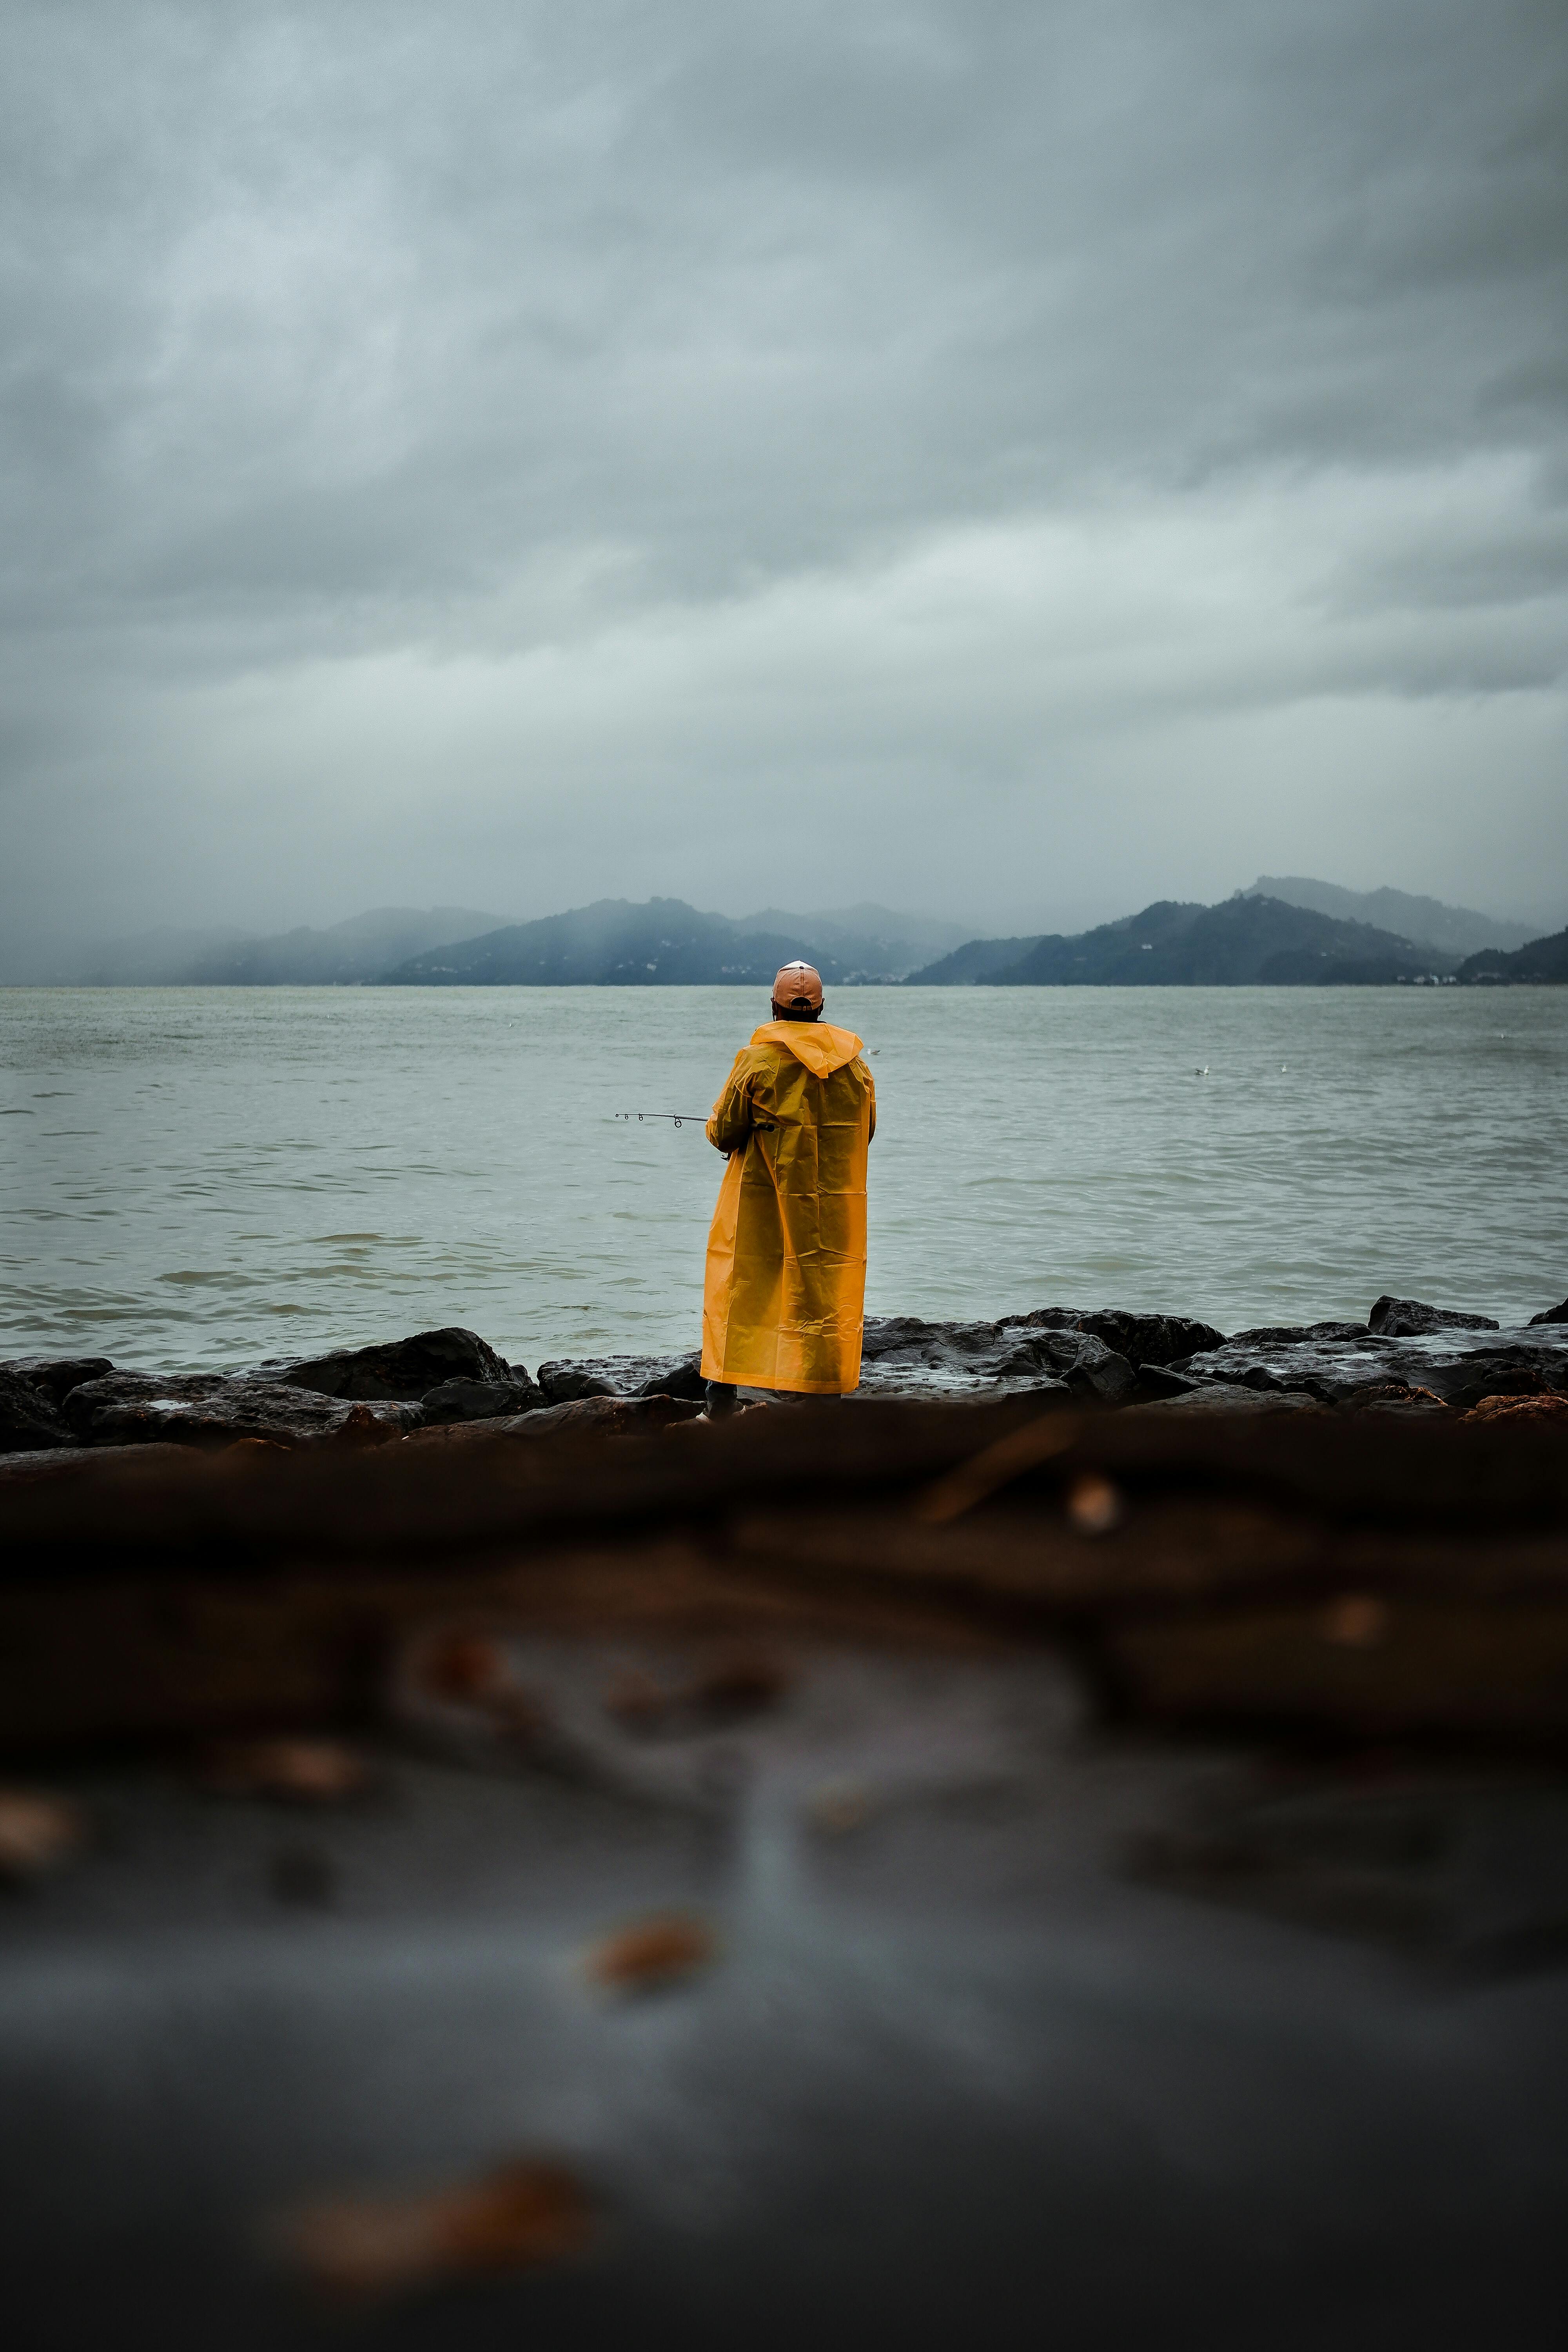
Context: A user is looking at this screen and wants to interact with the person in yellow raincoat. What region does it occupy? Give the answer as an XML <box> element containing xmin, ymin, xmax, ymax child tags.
<box><xmin>701</xmin><ymin>960</ymin><xmax>875</xmax><ymax>1411</ymax></box>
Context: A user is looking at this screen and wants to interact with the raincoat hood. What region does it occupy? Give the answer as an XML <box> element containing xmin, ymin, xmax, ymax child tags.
<box><xmin>750</xmin><ymin>1020</ymin><xmax>864</xmax><ymax>1078</ymax></box>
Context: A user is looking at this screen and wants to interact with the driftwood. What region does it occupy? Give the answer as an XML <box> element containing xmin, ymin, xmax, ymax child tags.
<box><xmin>1</xmin><ymin>1397</ymin><xmax>1566</xmax><ymax>1754</ymax></box>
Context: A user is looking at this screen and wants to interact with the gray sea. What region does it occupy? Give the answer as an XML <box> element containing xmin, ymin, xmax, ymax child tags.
<box><xmin>2</xmin><ymin>985</ymin><xmax>1564</xmax><ymax>1374</ymax></box>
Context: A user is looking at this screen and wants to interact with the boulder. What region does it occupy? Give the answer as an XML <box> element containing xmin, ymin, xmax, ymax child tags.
<box><xmin>1176</xmin><ymin>1326</ymin><xmax>1568</xmax><ymax>1406</ymax></box>
<box><xmin>1445</xmin><ymin>1358</ymin><xmax>1567</xmax><ymax>1412</ymax></box>
<box><xmin>1</xmin><ymin>1356</ymin><xmax>116</xmax><ymax>1406</ymax></box>
<box><xmin>632</xmin><ymin>1352</ymin><xmax>708</xmax><ymax>1402</ymax></box>
<box><xmin>860</xmin><ymin>1314</ymin><xmax>1000</xmax><ymax>1360</ymax></box>
<box><xmin>260</xmin><ymin>1328</ymin><xmax>511</xmax><ymax>1401</ymax></box>
<box><xmin>1529</xmin><ymin>1298</ymin><xmax>1568</xmax><ymax>1327</ymax></box>
<box><xmin>535</xmin><ymin>1361</ymin><xmax>621</xmax><ymax>1404</ymax></box>
<box><xmin>418</xmin><ymin>1372</ymin><xmax>543</xmax><ymax>1426</ymax></box>
<box><xmin>1011</xmin><ymin>1332</ymin><xmax>1138</xmax><ymax>1403</ymax></box>
<box><xmin>405</xmin><ymin>1394</ymin><xmax>706</xmax><ymax>1445</ymax></box>
<box><xmin>1367</xmin><ymin>1296</ymin><xmax>1499</xmax><ymax>1338</ymax></box>
<box><xmin>1229</xmin><ymin>1364</ymin><xmax>1331</xmax><ymax>1397</ymax></box>
<box><xmin>61</xmin><ymin>1374</ymin><xmax>416</xmax><ymax>1450</ymax></box>
<box><xmin>1006</xmin><ymin>1309</ymin><xmax>1227</xmax><ymax>1368</ymax></box>
<box><xmin>535</xmin><ymin>1352</ymin><xmax>706</xmax><ymax>1405</ymax></box>
<box><xmin>858</xmin><ymin>1316</ymin><xmax>1136</xmax><ymax>1402</ymax></box>
<box><xmin>0</xmin><ymin>1368</ymin><xmax>73</xmax><ymax>1453</ymax></box>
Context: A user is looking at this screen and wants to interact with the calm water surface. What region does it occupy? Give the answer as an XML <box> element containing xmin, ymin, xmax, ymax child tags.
<box><xmin>2</xmin><ymin>986</ymin><xmax>1564</xmax><ymax>1372</ymax></box>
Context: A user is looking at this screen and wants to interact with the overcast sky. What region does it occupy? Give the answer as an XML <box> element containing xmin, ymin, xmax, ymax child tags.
<box><xmin>2</xmin><ymin>0</ymin><xmax>1565</xmax><ymax>963</ymax></box>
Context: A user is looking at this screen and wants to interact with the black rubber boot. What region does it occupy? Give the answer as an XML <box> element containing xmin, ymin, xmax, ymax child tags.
<box><xmin>704</xmin><ymin>1381</ymin><xmax>739</xmax><ymax>1418</ymax></box>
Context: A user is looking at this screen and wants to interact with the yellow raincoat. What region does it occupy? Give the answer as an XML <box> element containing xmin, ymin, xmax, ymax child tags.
<box><xmin>701</xmin><ymin>1020</ymin><xmax>876</xmax><ymax>1394</ymax></box>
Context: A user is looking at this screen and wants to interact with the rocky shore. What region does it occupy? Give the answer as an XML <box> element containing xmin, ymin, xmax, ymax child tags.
<box><xmin>3</xmin><ymin>1290</ymin><xmax>1566</xmax><ymax>1468</ymax></box>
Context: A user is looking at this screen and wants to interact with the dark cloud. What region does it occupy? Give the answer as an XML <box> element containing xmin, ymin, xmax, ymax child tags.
<box><xmin>1</xmin><ymin>0</ymin><xmax>1565</xmax><ymax>963</ymax></box>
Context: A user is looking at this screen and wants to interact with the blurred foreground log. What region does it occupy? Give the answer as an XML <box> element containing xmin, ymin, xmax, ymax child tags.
<box><xmin>2</xmin><ymin>1398</ymin><xmax>1566</xmax><ymax>1754</ymax></box>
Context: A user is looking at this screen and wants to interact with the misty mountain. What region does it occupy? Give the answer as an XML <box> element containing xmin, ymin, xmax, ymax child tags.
<box><xmin>181</xmin><ymin>908</ymin><xmax>511</xmax><ymax>984</ymax></box>
<box><xmin>381</xmin><ymin>898</ymin><xmax>948</xmax><ymax>986</ymax></box>
<box><xmin>731</xmin><ymin>904</ymin><xmax>970</xmax><ymax>971</ymax></box>
<box><xmin>56</xmin><ymin>909</ymin><xmax>511</xmax><ymax>986</ymax></box>
<box><xmin>907</xmin><ymin>896</ymin><xmax>1460</xmax><ymax>985</ymax></box>
<box><xmin>1243</xmin><ymin>877</ymin><xmax>1535</xmax><ymax>957</ymax></box>
<box><xmin>898</xmin><ymin>934</ymin><xmax>1047</xmax><ymax>985</ymax></box>
<box><xmin>1456</xmin><ymin>926</ymin><xmax>1568</xmax><ymax>984</ymax></box>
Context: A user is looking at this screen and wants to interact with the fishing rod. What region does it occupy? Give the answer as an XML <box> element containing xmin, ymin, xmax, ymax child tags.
<box><xmin>614</xmin><ymin>1109</ymin><xmax>778</xmax><ymax>1133</ymax></box>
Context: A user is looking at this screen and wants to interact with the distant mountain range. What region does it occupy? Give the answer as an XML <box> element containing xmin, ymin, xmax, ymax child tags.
<box><xmin>906</xmin><ymin>896</ymin><xmax>1568</xmax><ymax>987</ymax></box>
<box><xmin>42</xmin><ymin>900</ymin><xmax>966</xmax><ymax>987</ymax></box>
<box><xmin>1457</xmin><ymin>928</ymin><xmax>1568</xmax><ymax>985</ymax></box>
<box><xmin>1241</xmin><ymin>877</ymin><xmax>1538</xmax><ymax>957</ymax></box>
<box><xmin>383</xmin><ymin>899</ymin><xmax>967</xmax><ymax>986</ymax></box>
<box><xmin>29</xmin><ymin>878</ymin><xmax>1561</xmax><ymax>989</ymax></box>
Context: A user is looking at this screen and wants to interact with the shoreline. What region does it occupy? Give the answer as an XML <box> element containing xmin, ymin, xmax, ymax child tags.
<box><xmin>4</xmin><ymin>1292</ymin><xmax>1566</xmax><ymax>1468</ymax></box>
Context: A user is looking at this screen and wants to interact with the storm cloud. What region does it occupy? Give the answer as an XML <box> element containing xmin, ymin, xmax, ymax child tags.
<box><xmin>2</xmin><ymin>0</ymin><xmax>1566</xmax><ymax>963</ymax></box>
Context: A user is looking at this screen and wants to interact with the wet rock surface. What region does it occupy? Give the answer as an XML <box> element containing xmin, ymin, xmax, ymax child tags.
<box><xmin>531</xmin><ymin>1315</ymin><xmax>1225</xmax><ymax>1409</ymax></box>
<box><xmin>258</xmin><ymin>1325</ymin><xmax>512</xmax><ymax>1400</ymax></box>
<box><xmin>59</xmin><ymin>1374</ymin><xmax>417</xmax><ymax>1450</ymax></box>
<box><xmin>406</xmin><ymin>1393</ymin><xmax>707</xmax><ymax>1446</ymax></box>
<box><xmin>2</xmin><ymin>1354</ymin><xmax>116</xmax><ymax>1406</ymax></box>
<box><xmin>0</xmin><ymin>1441</ymin><xmax>194</xmax><ymax>1483</ymax></box>
<box><xmin>417</xmin><ymin>1370</ymin><xmax>544</xmax><ymax>1425</ymax></box>
<box><xmin>857</xmin><ymin>1315</ymin><xmax>1137</xmax><ymax>1402</ymax></box>
<box><xmin>1368</xmin><ymin>1295</ymin><xmax>1501</xmax><ymax>1338</ymax></box>
<box><xmin>1225</xmin><ymin>1321</ymin><xmax>1368</xmax><ymax>1348</ymax></box>
<box><xmin>9</xmin><ymin>1296</ymin><xmax>1568</xmax><ymax>1456</ymax></box>
<box><xmin>537</xmin><ymin>1351</ymin><xmax>708</xmax><ymax>1405</ymax></box>
<box><xmin>1172</xmin><ymin>1324</ymin><xmax>1568</xmax><ymax>1406</ymax></box>
<box><xmin>1002</xmin><ymin>1307</ymin><xmax>1227</xmax><ymax>1366</ymax></box>
<box><xmin>0</xmin><ymin>1367</ymin><xmax>74</xmax><ymax>1453</ymax></box>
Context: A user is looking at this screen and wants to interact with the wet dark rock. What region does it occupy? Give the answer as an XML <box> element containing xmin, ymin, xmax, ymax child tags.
<box><xmin>519</xmin><ymin>1394</ymin><xmax>707</xmax><ymax>1439</ymax></box>
<box><xmin>859</xmin><ymin>1316</ymin><xmax>1136</xmax><ymax>1401</ymax></box>
<box><xmin>18</xmin><ymin>1308</ymin><xmax>1566</xmax><ymax>1449</ymax></box>
<box><xmin>1209</xmin><ymin>1363</ymin><xmax>1335</xmax><ymax>1400</ymax></box>
<box><xmin>1445</xmin><ymin>1358</ymin><xmax>1567</xmax><ymax>1412</ymax></box>
<box><xmin>418</xmin><ymin>1372</ymin><xmax>543</xmax><ymax>1425</ymax></box>
<box><xmin>1367</xmin><ymin>1296</ymin><xmax>1499</xmax><ymax>1338</ymax></box>
<box><xmin>1005</xmin><ymin>1308</ymin><xmax>1227</xmax><ymax>1368</ymax></box>
<box><xmin>536</xmin><ymin>1352</ymin><xmax>707</xmax><ymax>1406</ymax></box>
<box><xmin>60</xmin><ymin>1374</ymin><xmax>417</xmax><ymax>1450</ymax></box>
<box><xmin>1128</xmin><ymin>1365</ymin><xmax>1206</xmax><ymax>1401</ymax></box>
<box><xmin>1152</xmin><ymin>1384</ymin><xmax>1321</xmax><ymax>1414</ymax></box>
<box><xmin>406</xmin><ymin>1393</ymin><xmax>707</xmax><ymax>1444</ymax></box>
<box><xmin>633</xmin><ymin>1352</ymin><xmax>708</xmax><ymax>1402</ymax></box>
<box><xmin>1176</xmin><ymin>1325</ymin><xmax>1568</xmax><ymax>1407</ymax></box>
<box><xmin>1529</xmin><ymin>1298</ymin><xmax>1568</xmax><ymax>1327</ymax></box>
<box><xmin>861</xmin><ymin>1315</ymin><xmax>989</xmax><ymax>1371</ymax></box>
<box><xmin>260</xmin><ymin>1327</ymin><xmax>511</xmax><ymax>1401</ymax></box>
<box><xmin>1</xmin><ymin>1356</ymin><xmax>116</xmax><ymax>1407</ymax></box>
<box><xmin>0</xmin><ymin>1368</ymin><xmax>73</xmax><ymax>1453</ymax></box>
<box><xmin>1225</xmin><ymin>1322</ymin><xmax>1367</xmax><ymax>1348</ymax></box>
<box><xmin>1333</xmin><ymin>1381</ymin><xmax>1452</xmax><ymax>1417</ymax></box>
<box><xmin>536</xmin><ymin>1361</ymin><xmax>621</xmax><ymax>1404</ymax></box>
<box><xmin>0</xmin><ymin>1441</ymin><xmax>192</xmax><ymax>1483</ymax></box>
